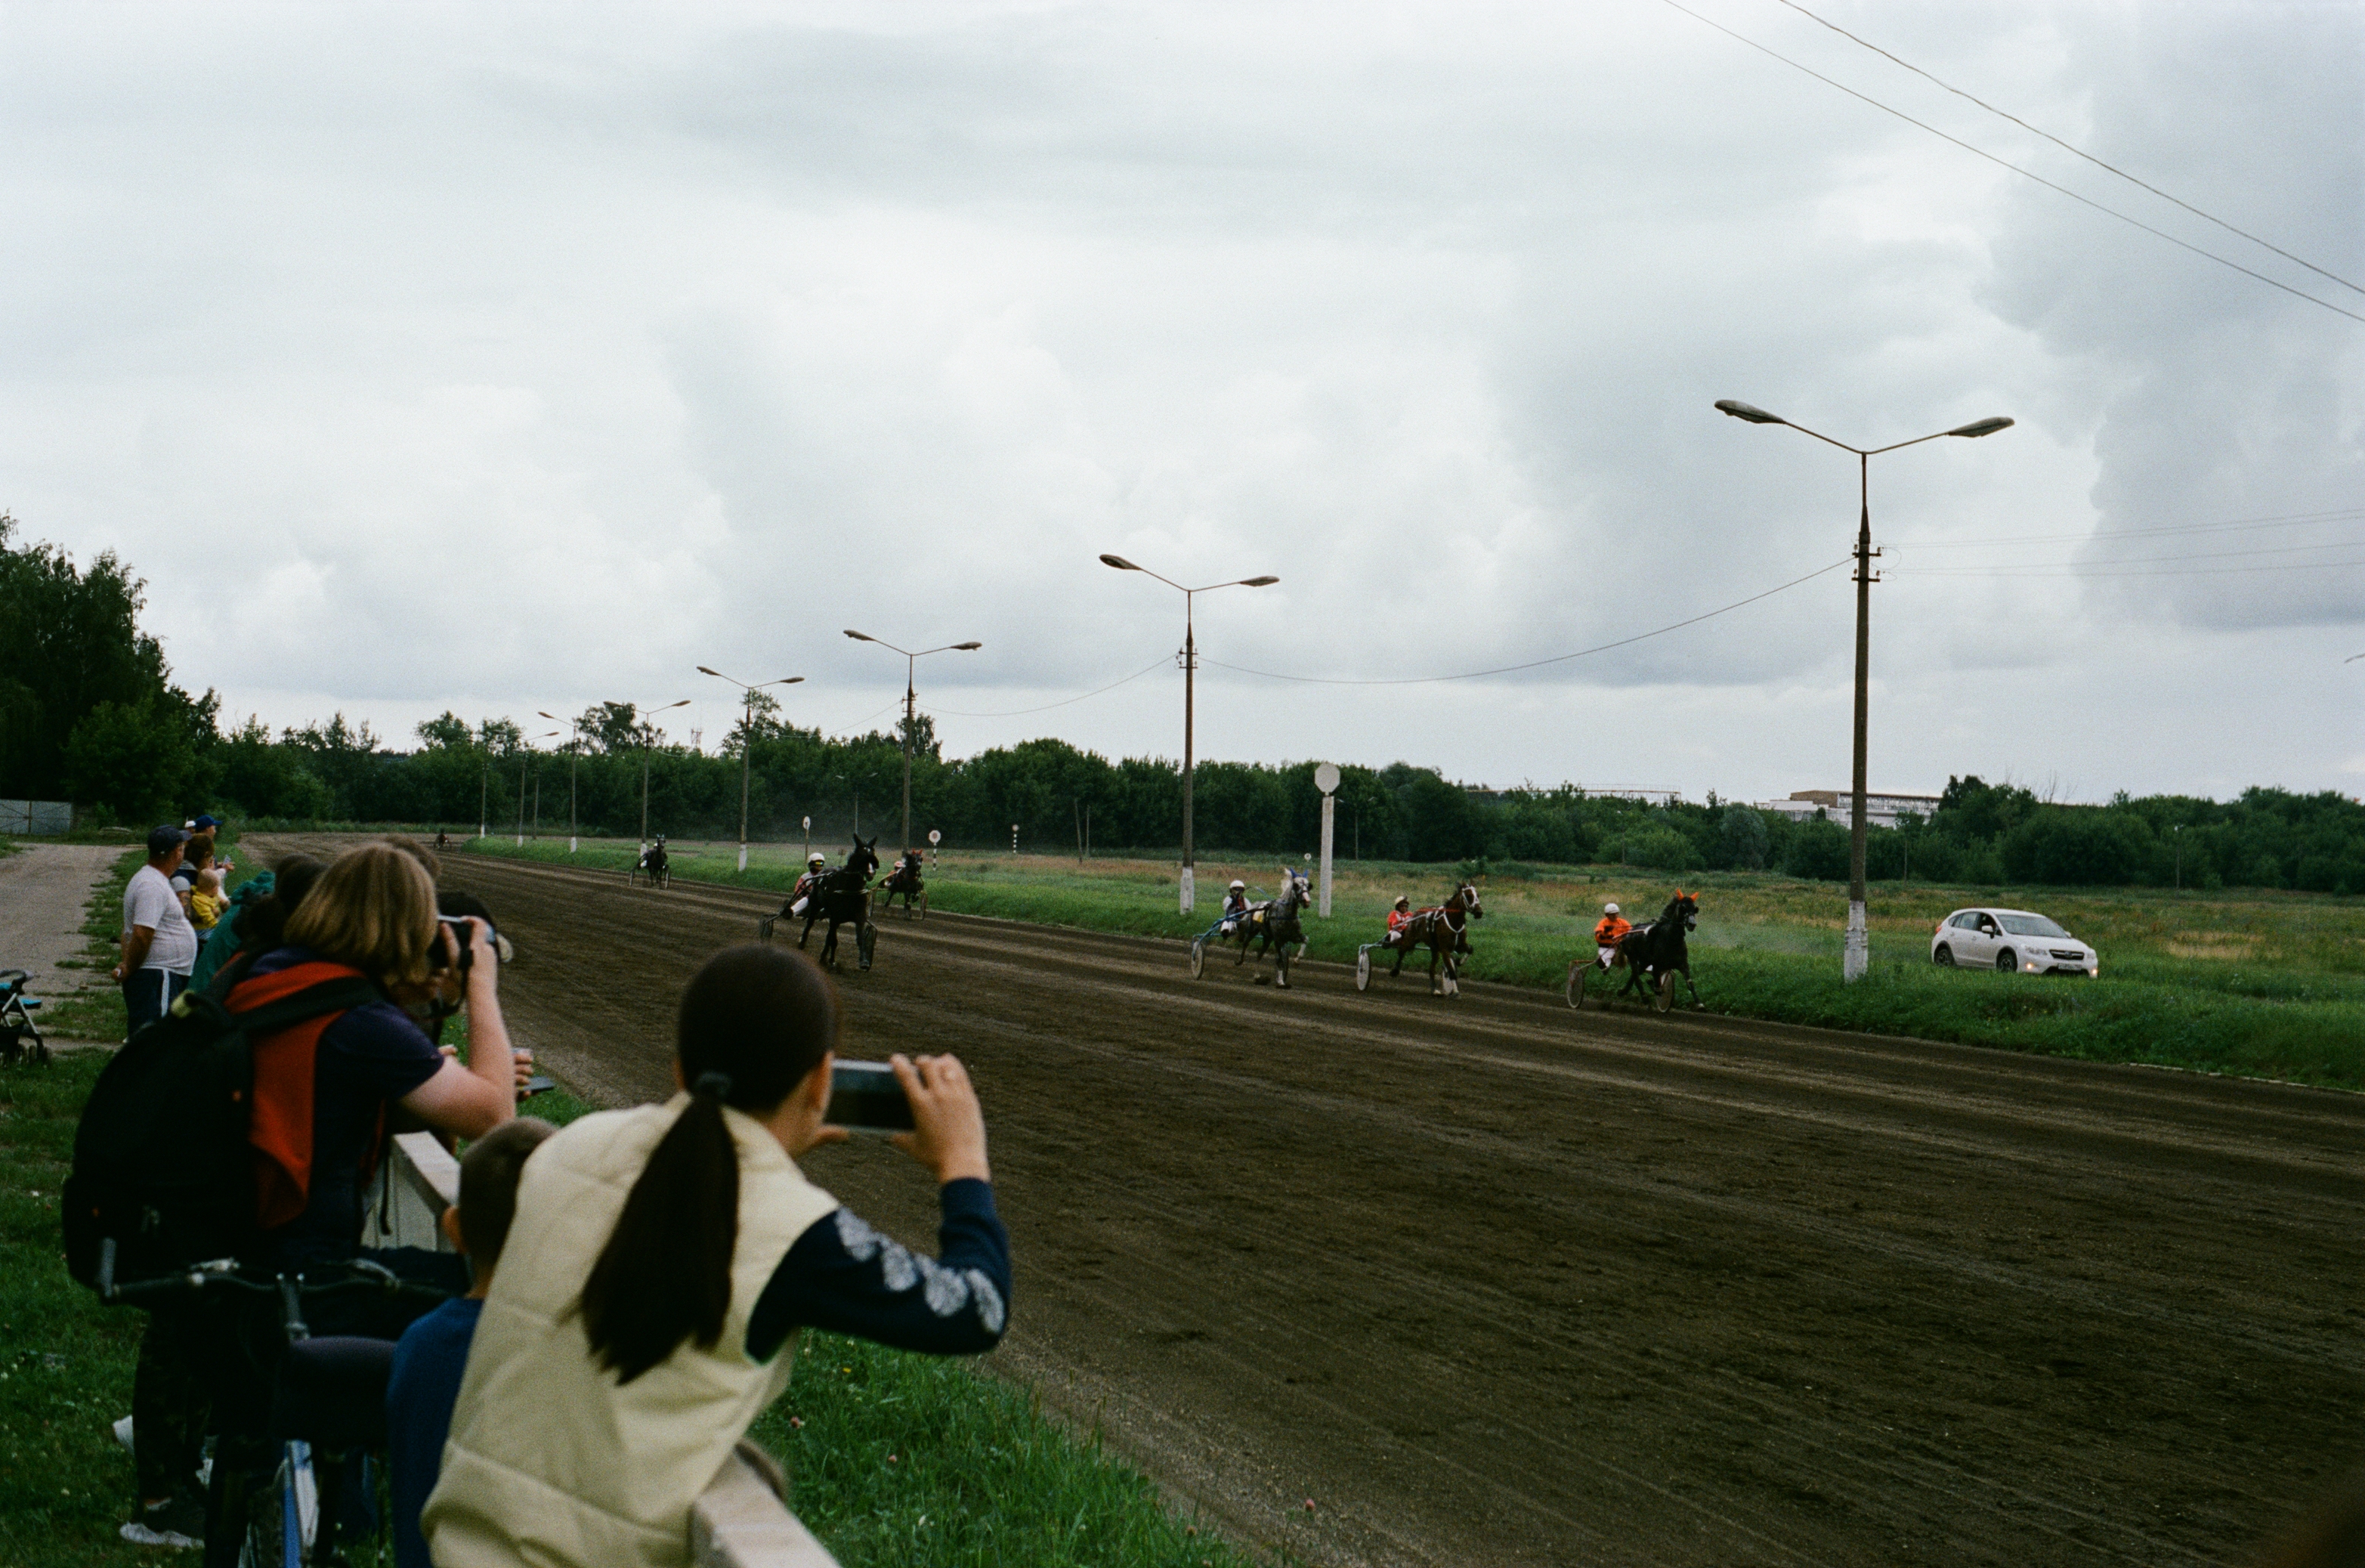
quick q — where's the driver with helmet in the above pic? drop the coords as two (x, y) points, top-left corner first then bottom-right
(1594, 902), (1631, 967)
(1384, 895), (1416, 947)
(786, 852), (829, 918)
(1217, 879), (1251, 935)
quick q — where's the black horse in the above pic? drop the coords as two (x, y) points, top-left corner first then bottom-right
(879, 849), (926, 917)
(632, 840), (671, 889)
(760, 836), (880, 969)
(1615, 891), (1702, 1010)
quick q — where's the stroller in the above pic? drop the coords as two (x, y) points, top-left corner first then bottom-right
(1, 970), (50, 1066)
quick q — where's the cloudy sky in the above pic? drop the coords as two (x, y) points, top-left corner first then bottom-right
(4, 0), (2359, 805)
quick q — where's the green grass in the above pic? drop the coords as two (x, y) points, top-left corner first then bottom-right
(462, 835), (2365, 1090)
(2, 1051), (1272, 1567)
(0, 1052), (150, 1566)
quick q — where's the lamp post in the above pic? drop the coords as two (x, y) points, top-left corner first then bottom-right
(516, 731), (559, 845)
(603, 696), (691, 852)
(696, 669), (805, 872)
(535, 712), (583, 852)
(1099, 554), (1280, 914)
(842, 631), (981, 854)
(1715, 398), (2013, 982)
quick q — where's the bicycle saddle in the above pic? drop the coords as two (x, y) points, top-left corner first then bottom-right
(271, 1335), (397, 1452)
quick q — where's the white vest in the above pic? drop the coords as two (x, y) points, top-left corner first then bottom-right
(422, 1097), (839, 1567)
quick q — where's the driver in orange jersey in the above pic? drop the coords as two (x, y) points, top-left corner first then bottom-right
(1385, 895), (1417, 946)
(1594, 902), (1631, 966)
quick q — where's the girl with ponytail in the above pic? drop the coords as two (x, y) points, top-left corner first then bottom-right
(423, 944), (1007, 1568)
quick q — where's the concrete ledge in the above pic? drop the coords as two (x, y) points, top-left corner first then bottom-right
(692, 1452), (840, 1568)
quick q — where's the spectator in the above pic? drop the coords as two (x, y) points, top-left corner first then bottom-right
(231, 841), (524, 1271)
(425, 945), (1009, 1568)
(187, 852), (326, 994)
(386, 1118), (556, 1568)
(174, 837), (224, 936)
(113, 825), (196, 1041)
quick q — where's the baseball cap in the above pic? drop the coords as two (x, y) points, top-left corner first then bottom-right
(193, 814), (221, 831)
(147, 824), (190, 857)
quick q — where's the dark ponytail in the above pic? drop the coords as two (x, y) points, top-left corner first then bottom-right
(580, 945), (837, 1384)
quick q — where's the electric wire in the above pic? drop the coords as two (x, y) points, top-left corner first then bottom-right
(1894, 555), (2365, 579)
(1767, 0), (2365, 300)
(1201, 556), (1850, 686)
(1652, 0), (2365, 326)
(929, 655), (1171, 718)
(1887, 507), (2365, 550)
(1897, 538), (2365, 568)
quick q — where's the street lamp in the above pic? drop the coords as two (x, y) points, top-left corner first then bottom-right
(1099, 554), (1281, 914)
(602, 696), (691, 852)
(517, 731), (559, 845)
(1715, 398), (2012, 982)
(842, 632), (981, 854)
(697, 668), (805, 873)
(536, 712), (583, 853)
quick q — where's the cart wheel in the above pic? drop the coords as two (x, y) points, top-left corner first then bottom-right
(857, 922), (878, 971)
(1355, 948), (1371, 992)
(758, 915), (777, 942)
(1189, 939), (1205, 979)
(1566, 960), (1586, 1010)
(1656, 970), (1676, 1013)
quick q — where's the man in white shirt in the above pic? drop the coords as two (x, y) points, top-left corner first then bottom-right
(114, 824), (199, 1041)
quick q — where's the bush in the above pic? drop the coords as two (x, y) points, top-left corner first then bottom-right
(1717, 804), (1769, 871)
(1784, 816), (1850, 881)
(2002, 809), (2152, 886)
(1618, 825), (1702, 872)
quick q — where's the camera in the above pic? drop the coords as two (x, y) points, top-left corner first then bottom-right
(826, 1060), (915, 1132)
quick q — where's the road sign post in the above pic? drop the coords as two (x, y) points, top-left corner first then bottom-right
(802, 815), (811, 865)
(1314, 763), (1340, 918)
(929, 827), (941, 869)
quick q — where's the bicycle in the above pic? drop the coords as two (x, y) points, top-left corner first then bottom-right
(0, 968), (50, 1065)
(100, 1239), (451, 1566)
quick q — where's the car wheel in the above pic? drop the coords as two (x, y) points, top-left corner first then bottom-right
(1933, 944), (1954, 966)
(1996, 949), (2016, 973)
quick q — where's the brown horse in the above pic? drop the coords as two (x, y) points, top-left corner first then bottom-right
(1367, 881), (1484, 997)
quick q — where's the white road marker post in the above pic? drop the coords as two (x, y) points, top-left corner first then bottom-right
(929, 827), (941, 870)
(1314, 763), (1339, 918)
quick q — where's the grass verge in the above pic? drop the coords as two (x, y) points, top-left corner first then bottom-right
(3, 1053), (1269, 1567)
(462, 836), (2365, 1091)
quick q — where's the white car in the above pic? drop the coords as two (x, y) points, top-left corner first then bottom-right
(1930, 908), (2098, 977)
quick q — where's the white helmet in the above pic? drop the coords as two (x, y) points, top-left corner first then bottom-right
(1604, 902), (1621, 916)
(1229, 879), (1246, 892)
(1393, 895), (1411, 909)
(808, 852), (827, 867)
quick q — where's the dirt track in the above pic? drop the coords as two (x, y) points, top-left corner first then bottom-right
(295, 841), (2365, 1565)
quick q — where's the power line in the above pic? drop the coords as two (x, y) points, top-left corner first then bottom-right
(1894, 555), (2365, 579)
(1652, 0), (2365, 326)
(1890, 506), (2365, 551)
(1767, 0), (2365, 300)
(1202, 557), (1850, 686)
(1896, 538), (2365, 568)
(929, 655), (1171, 718)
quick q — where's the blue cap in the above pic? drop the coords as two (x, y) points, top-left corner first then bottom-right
(193, 814), (221, 831)
(147, 824), (190, 857)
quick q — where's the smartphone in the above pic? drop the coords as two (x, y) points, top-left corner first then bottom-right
(521, 1075), (556, 1099)
(827, 1060), (915, 1133)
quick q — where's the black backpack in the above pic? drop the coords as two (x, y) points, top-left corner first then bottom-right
(61, 969), (380, 1294)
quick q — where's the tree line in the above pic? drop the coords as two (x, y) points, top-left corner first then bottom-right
(5, 516), (2360, 892)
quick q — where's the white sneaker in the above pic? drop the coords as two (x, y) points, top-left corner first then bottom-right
(113, 1414), (136, 1455)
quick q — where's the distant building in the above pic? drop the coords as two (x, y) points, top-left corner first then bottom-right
(1757, 790), (1941, 830)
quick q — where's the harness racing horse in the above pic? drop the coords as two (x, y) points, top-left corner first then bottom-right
(1569, 891), (1702, 1012)
(879, 852), (927, 917)
(631, 841), (671, 889)
(1356, 881), (1484, 997)
(759, 835), (880, 970)
(1192, 870), (1309, 988)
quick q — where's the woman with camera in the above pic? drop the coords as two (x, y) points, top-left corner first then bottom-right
(423, 943), (1009, 1568)
(229, 840), (524, 1270)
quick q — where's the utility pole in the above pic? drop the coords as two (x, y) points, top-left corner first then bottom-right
(1716, 399), (2012, 982)
(842, 632), (981, 854)
(1315, 763), (1339, 917)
